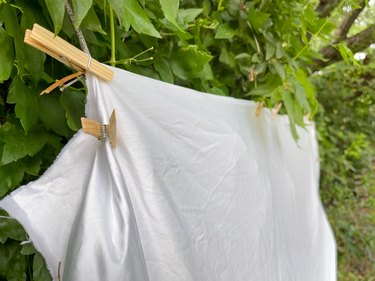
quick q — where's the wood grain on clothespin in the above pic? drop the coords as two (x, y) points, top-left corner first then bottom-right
(81, 110), (116, 148)
(24, 24), (113, 81)
(255, 101), (265, 117)
(40, 71), (84, 95)
(272, 103), (283, 119)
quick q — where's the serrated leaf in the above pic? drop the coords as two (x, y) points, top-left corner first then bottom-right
(72, 0), (93, 28)
(160, 0), (179, 21)
(0, 215), (27, 243)
(215, 24), (236, 39)
(0, 27), (15, 83)
(7, 76), (40, 132)
(81, 7), (106, 34)
(38, 94), (72, 137)
(60, 91), (86, 131)
(154, 56), (174, 83)
(248, 7), (270, 32)
(0, 162), (24, 197)
(33, 252), (52, 281)
(1, 126), (48, 165)
(45, 0), (65, 34)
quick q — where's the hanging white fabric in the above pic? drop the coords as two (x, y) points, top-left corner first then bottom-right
(0, 67), (336, 281)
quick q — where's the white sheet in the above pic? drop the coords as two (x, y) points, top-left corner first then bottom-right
(0, 67), (336, 280)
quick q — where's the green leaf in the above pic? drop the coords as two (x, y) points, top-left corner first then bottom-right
(60, 91), (86, 131)
(44, 0), (65, 34)
(265, 42), (275, 61)
(21, 243), (36, 256)
(0, 4), (25, 75)
(110, 0), (161, 38)
(170, 45), (212, 79)
(215, 24), (236, 39)
(0, 214), (27, 243)
(271, 63), (285, 80)
(0, 27), (15, 83)
(1, 126), (48, 165)
(7, 76), (40, 133)
(160, 0), (179, 21)
(178, 8), (202, 23)
(72, 0), (93, 28)
(33, 252), (52, 281)
(0, 162), (25, 197)
(81, 7), (107, 34)
(23, 156), (42, 176)
(248, 7), (270, 32)
(219, 46), (236, 68)
(0, 241), (27, 281)
(154, 56), (174, 83)
(20, 3), (46, 82)
(38, 95), (72, 137)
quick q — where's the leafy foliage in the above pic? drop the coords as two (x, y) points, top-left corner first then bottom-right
(313, 63), (375, 280)
(0, 0), (374, 280)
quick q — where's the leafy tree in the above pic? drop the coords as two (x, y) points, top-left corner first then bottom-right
(0, 0), (374, 279)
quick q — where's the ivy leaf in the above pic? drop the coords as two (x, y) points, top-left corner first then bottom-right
(45, 0), (65, 34)
(248, 7), (270, 32)
(72, 0), (93, 28)
(1, 126), (48, 165)
(0, 162), (25, 197)
(60, 90), (86, 131)
(215, 24), (236, 39)
(0, 27), (15, 83)
(38, 94), (72, 137)
(7, 76), (40, 133)
(33, 252), (52, 281)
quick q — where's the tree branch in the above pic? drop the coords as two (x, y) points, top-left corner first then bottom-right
(335, 0), (366, 42)
(65, 1), (90, 55)
(314, 24), (375, 68)
(315, 0), (340, 18)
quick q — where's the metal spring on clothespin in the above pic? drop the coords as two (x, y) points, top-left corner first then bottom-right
(81, 110), (117, 148)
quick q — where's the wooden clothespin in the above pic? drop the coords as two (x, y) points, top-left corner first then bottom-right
(40, 71), (84, 95)
(272, 102), (283, 119)
(81, 110), (117, 148)
(255, 101), (264, 117)
(24, 24), (113, 81)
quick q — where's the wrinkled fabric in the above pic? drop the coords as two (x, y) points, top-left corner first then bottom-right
(0, 67), (336, 281)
